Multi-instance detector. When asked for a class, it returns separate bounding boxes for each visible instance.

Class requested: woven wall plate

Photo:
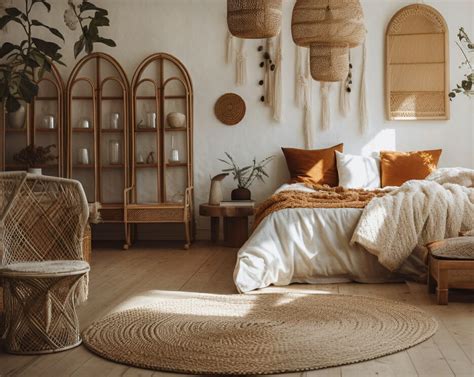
[214,93,246,126]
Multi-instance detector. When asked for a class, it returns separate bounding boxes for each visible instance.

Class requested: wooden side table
[199,204,255,248]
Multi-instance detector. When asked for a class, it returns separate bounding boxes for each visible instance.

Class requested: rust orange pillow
[282,144,344,187]
[380,149,442,187]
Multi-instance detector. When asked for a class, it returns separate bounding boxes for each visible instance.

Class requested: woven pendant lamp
[292,0,366,81]
[227,0,282,39]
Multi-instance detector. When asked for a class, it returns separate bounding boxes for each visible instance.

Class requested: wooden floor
[1,242,473,377]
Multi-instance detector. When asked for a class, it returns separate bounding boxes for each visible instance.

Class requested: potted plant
[13,144,57,174]
[0,0,116,119]
[449,27,473,100]
[220,153,274,200]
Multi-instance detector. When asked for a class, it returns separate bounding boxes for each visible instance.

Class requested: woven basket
[292,0,365,81]
[310,44,349,82]
[228,0,282,39]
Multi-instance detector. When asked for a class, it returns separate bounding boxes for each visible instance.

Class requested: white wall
[5,0,474,236]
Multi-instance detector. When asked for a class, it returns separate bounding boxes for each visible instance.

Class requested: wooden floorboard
[0,242,473,377]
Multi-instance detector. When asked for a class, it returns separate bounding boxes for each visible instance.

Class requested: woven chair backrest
[0,173,89,265]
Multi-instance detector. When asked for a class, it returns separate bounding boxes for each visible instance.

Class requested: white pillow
[336,151,381,189]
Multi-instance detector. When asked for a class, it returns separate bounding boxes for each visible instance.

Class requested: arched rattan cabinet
[66,52,130,224]
[1,65,64,177]
[124,53,194,250]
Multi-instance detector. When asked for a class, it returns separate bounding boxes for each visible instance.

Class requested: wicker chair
[0,172,90,353]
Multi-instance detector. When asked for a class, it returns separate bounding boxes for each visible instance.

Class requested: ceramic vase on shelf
[146,112,157,128]
[208,173,228,205]
[78,118,90,129]
[8,104,26,129]
[167,112,186,128]
[231,187,251,200]
[78,148,90,165]
[109,140,120,164]
[41,114,55,129]
[110,112,120,129]
[28,168,42,175]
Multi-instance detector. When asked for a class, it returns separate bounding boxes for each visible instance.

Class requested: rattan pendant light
[292,0,366,82]
[227,0,282,39]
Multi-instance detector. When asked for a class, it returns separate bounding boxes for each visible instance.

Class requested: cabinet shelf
[35,128,58,133]
[166,162,188,168]
[102,164,124,169]
[135,163,159,169]
[72,164,94,169]
[71,96,124,100]
[164,127,187,132]
[135,128,158,132]
[72,128,94,133]
[6,163,58,170]
[100,129,124,133]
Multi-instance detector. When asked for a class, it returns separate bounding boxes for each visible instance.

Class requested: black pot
[231,187,251,200]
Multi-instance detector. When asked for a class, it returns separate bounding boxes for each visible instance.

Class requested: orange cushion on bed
[380,149,442,187]
[282,144,343,187]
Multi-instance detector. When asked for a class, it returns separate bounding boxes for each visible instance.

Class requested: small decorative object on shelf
[108,140,120,164]
[219,153,274,200]
[41,115,56,129]
[208,173,228,205]
[169,136,180,163]
[110,113,120,129]
[8,104,27,129]
[449,27,473,101]
[13,144,57,175]
[137,153,145,164]
[78,118,91,129]
[167,112,186,128]
[146,112,157,129]
[146,151,155,164]
[78,148,90,165]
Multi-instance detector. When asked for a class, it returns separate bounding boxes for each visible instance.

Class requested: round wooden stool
[0,260,90,354]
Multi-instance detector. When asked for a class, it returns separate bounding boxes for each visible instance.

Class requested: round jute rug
[82,292,437,375]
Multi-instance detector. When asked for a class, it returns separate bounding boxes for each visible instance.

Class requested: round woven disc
[82,292,437,375]
[214,93,246,126]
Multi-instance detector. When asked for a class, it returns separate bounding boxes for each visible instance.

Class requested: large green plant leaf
[31,0,51,12]
[0,43,18,58]
[31,20,64,41]
[74,35,85,58]
[32,38,61,59]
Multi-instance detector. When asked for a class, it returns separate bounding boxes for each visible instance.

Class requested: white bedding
[233,183,425,293]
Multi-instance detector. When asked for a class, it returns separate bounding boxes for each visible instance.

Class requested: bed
[233,183,425,293]
[234,171,474,293]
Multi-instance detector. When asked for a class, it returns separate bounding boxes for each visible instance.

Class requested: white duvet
[233,183,425,293]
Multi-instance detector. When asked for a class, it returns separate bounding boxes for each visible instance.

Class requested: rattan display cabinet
[66,52,130,225]
[124,53,194,250]
[0,65,64,177]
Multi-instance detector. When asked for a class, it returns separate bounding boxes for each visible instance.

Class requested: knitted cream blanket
[255,186,389,228]
[351,179,474,271]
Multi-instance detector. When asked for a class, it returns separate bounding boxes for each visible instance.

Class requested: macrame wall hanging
[225,0,283,122]
[292,0,369,139]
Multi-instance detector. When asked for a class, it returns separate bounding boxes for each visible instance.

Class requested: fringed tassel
[339,80,350,117]
[236,38,247,86]
[76,274,89,304]
[273,33,283,122]
[359,41,369,133]
[295,46,306,107]
[321,82,331,131]
[226,32,234,64]
[303,58,313,148]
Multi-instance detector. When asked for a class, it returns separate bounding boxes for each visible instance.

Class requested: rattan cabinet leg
[436,269,449,305]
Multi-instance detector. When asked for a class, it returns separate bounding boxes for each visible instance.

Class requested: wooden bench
[427,236,474,305]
